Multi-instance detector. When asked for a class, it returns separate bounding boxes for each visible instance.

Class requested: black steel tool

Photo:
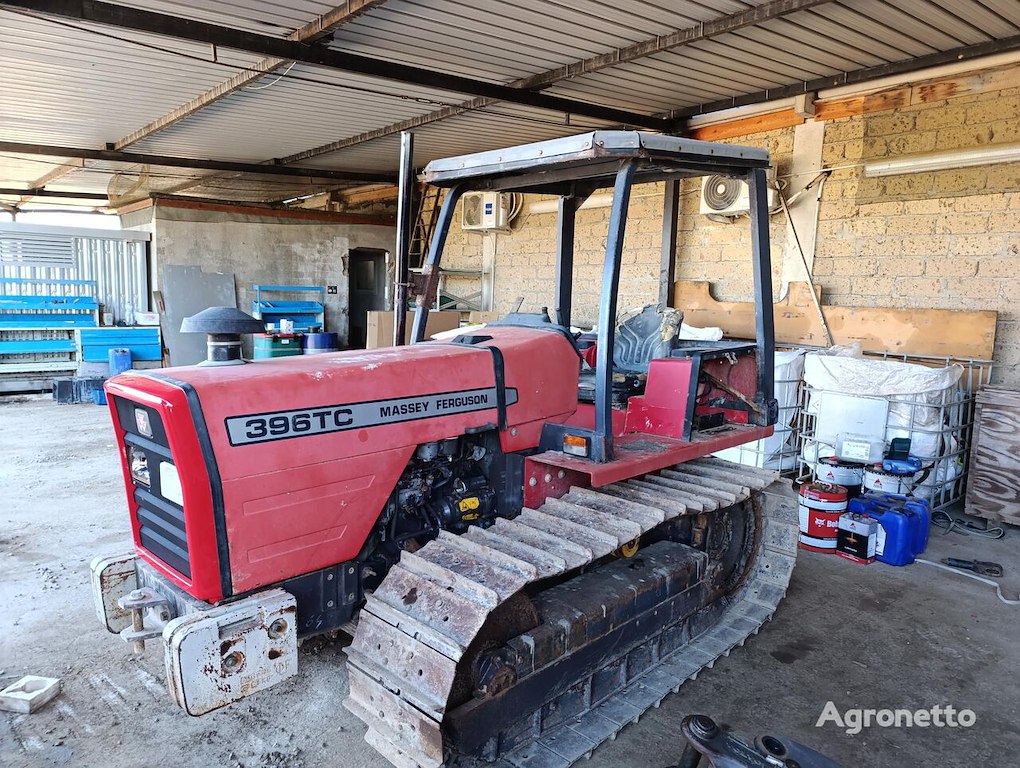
[942,558,1004,577]
[670,714,843,768]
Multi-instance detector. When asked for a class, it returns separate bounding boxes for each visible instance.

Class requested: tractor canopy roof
[422,130,770,194]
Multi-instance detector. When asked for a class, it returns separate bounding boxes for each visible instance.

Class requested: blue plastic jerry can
[877,494,930,556]
[873,507,916,566]
[904,498,930,555]
[849,493,931,564]
[882,456,922,474]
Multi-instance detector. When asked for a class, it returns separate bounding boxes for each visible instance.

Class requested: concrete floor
[1,396,1018,768]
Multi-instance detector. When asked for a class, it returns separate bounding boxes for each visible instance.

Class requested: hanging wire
[244,61,297,91]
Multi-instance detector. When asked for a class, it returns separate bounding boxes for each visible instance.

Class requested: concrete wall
[441,65,1020,384]
[123,203,393,346]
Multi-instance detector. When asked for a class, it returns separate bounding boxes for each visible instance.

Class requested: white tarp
[802,354,965,493]
[803,354,963,397]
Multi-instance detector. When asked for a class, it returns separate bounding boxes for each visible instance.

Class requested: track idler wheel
[449,592,538,707]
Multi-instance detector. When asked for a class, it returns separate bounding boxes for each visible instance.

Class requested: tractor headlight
[128,445,150,487]
[159,462,184,506]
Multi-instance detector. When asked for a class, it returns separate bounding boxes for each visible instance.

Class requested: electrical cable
[776,178,834,346]
[916,558,1019,605]
[244,60,297,91]
[930,509,1005,539]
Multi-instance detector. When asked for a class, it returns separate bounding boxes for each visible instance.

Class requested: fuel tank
[105,326,580,603]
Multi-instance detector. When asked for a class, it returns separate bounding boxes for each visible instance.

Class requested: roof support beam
[18,0,387,200]
[0,187,109,200]
[113,0,387,150]
[0,141,396,182]
[4,0,669,130]
[277,0,835,164]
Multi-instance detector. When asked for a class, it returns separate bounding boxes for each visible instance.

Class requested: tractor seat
[577,305,684,405]
[613,305,684,373]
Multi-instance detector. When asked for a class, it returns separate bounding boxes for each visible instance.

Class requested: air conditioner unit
[461,191,510,231]
[699,171,777,217]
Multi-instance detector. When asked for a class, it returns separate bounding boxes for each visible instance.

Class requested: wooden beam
[688,108,803,141]
[814,63,1020,121]
[337,185,398,205]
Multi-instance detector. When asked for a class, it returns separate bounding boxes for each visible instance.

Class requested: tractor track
[344,458,798,768]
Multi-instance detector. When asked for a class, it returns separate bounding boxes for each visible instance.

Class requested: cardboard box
[468,311,501,324]
[366,310,462,348]
[836,513,878,564]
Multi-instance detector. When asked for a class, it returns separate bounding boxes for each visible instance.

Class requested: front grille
[114,396,191,579]
[135,487,191,578]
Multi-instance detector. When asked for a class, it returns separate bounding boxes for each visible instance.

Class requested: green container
[253,333,304,359]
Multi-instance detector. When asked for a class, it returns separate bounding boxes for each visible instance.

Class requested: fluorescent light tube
[864,144,1020,177]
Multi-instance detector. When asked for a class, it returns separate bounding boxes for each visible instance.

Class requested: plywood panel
[673,280,997,359]
[966,386,1020,524]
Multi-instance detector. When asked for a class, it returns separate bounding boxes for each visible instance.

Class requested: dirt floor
[2,396,1018,768]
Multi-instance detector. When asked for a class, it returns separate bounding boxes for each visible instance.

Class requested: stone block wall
[439,67,1020,383]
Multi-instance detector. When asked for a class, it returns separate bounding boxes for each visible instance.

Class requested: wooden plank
[689,108,803,141]
[673,280,997,359]
[337,185,399,206]
[814,87,909,121]
[965,386,1020,524]
[814,63,1019,121]
[910,65,1019,106]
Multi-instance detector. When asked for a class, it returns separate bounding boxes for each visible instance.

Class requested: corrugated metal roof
[545,1,1020,114]
[113,0,355,36]
[123,63,475,162]
[325,0,748,81]
[1,0,1018,205]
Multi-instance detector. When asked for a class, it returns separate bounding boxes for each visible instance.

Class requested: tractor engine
[369,432,503,583]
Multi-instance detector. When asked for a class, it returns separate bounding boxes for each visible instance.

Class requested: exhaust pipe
[180,306,265,366]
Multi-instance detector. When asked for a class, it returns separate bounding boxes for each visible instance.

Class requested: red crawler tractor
[91,131,797,768]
